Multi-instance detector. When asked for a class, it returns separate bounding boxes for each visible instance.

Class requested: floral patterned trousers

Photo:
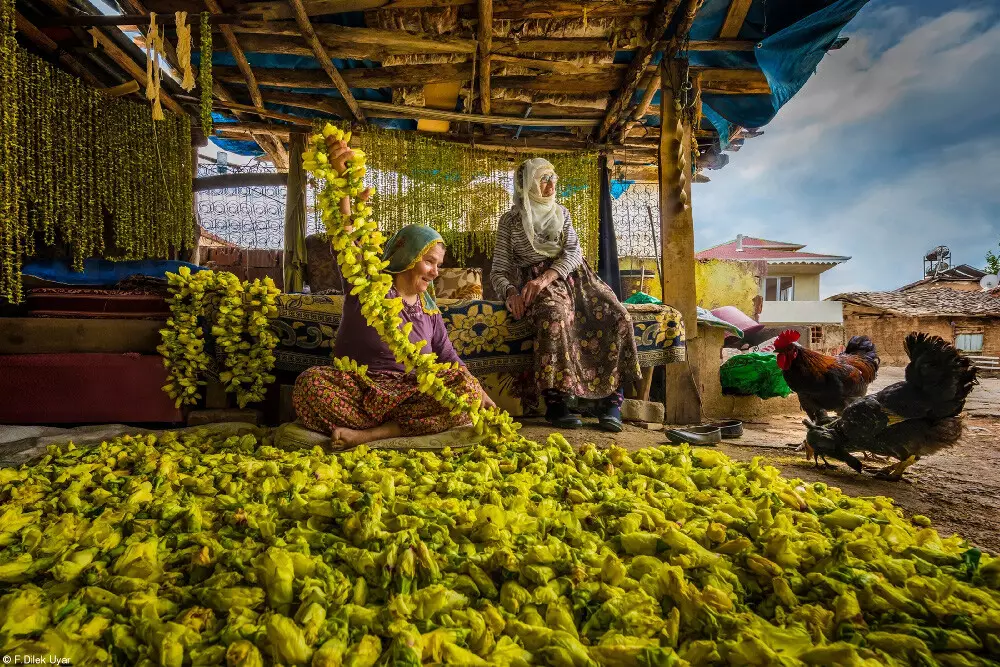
[527,260,641,401]
[293,366,478,437]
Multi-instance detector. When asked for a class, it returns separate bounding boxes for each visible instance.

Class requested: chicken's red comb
[774,329,801,350]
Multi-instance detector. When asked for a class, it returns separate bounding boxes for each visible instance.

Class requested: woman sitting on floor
[491,157,640,432]
[293,143,495,449]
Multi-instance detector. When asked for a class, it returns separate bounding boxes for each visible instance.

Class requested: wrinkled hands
[325,138,371,224]
[521,269,559,308]
[480,387,496,410]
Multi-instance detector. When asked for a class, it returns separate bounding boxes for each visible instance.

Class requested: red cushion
[25,288,170,318]
[0,353,182,424]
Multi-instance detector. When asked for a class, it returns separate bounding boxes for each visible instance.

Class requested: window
[955,333,984,353]
[810,326,824,345]
[764,276,794,301]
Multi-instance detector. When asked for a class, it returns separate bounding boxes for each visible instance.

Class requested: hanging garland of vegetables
[304,124,519,444]
[0,49,194,303]
[346,125,601,268]
[158,267,280,408]
[0,0,20,301]
[199,12,213,138]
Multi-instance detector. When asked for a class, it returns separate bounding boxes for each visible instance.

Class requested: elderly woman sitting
[491,158,640,431]
[293,143,495,448]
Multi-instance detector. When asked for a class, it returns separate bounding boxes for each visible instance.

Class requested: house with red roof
[697,234,850,337]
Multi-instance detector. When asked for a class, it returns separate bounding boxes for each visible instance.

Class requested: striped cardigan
[489,205,584,299]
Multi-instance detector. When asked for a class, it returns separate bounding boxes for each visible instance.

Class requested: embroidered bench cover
[271,294,686,375]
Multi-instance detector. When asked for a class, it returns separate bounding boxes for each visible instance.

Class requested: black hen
[805,332,977,479]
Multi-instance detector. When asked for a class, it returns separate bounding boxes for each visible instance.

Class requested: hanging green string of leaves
[0,49,194,303]
[199,12,213,137]
[335,125,601,267]
[0,0,21,301]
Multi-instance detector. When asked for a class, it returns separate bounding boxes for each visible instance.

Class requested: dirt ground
[521,367,1000,555]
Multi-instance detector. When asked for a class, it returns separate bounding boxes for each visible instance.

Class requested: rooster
[773,330,880,465]
[805,333,977,480]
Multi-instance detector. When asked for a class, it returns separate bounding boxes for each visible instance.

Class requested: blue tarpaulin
[22,259,207,286]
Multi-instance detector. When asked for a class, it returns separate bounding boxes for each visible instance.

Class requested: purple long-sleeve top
[333,288,464,373]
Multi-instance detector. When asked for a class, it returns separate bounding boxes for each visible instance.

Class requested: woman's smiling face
[397,243,445,295]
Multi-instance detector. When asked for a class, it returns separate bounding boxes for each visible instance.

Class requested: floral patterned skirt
[526,260,641,401]
[292,366,478,437]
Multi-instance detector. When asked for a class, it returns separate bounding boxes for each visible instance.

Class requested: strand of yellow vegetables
[303,124,520,445]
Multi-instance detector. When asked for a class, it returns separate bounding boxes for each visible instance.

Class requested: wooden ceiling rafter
[237,0,653,21]
[718,0,752,39]
[15,11,105,87]
[595,0,684,142]
[286,0,365,122]
[203,0,290,166]
[477,0,492,115]
[33,0,189,113]
[616,0,700,142]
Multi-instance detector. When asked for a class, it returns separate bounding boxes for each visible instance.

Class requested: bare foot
[330,422,402,450]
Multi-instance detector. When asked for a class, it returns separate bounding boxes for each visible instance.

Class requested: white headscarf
[514,158,563,258]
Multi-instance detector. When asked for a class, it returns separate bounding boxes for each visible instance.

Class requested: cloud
[693,1,1000,297]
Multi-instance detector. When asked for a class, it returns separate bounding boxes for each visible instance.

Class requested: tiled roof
[829,289,1000,317]
[897,265,987,291]
[697,246,849,262]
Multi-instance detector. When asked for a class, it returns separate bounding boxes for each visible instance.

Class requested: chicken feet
[873,455,919,481]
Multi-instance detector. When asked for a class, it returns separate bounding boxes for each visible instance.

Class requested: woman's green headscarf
[382,224,445,314]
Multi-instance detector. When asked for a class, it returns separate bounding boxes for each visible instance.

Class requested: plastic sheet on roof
[627,0,869,142]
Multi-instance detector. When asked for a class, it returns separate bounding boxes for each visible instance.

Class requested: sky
[692,0,1000,297]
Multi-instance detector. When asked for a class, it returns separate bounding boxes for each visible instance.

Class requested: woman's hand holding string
[325,138,371,229]
[520,269,559,308]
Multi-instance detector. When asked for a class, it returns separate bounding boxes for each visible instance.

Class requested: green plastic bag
[624,291,663,305]
[719,353,792,399]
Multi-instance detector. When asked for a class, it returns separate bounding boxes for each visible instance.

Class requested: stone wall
[842,306,1000,365]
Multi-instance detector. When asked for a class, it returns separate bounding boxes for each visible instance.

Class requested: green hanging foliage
[199,12,213,138]
[326,125,602,267]
[0,49,194,303]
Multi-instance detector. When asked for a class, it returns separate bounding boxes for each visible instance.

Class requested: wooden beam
[686,39,755,51]
[240,0,652,20]
[493,37,622,54]
[232,22,478,55]
[254,132,290,170]
[15,12,105,87]
[627,125,717,140]
[477,0,493,115]
[658,57,701,424]
[493,72,623,94]
[719,0,752,39]
[193,172,287,190]
[696,67,769,94]
[597,0,683,142]
[41,13,261,26]
[491,54,606,75]
[210,99,318,125]
[287,0,365,122]
[205,0,265,111]
[215,63,472,89]
[241,0,472,21]
[250,89,353,118]
[87,28,185,115]
[357,100,598,126]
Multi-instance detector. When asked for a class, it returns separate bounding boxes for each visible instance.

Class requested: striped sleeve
[549,207,584,278]
[490,211,520,299]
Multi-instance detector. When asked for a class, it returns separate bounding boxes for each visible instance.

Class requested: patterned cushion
[435,268,483,300]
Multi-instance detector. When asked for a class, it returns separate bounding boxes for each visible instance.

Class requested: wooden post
[659,57,702,424]
[283,133,308,293]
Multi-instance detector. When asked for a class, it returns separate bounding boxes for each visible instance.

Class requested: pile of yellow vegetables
[0,430,998,666]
